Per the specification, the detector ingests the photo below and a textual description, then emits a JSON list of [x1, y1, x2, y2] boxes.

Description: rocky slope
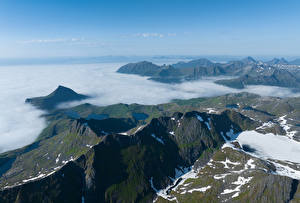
[[1, 92, 300, 202], [155, 146, 300, 203], [0, 109, 258, 203]]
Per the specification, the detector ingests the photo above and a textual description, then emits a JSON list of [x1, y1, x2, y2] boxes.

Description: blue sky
[[0, 0, 299, 58]]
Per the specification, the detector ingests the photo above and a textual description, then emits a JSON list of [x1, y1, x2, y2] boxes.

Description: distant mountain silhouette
[[25, 85, 89, 111], [266, 58, 289, 65]]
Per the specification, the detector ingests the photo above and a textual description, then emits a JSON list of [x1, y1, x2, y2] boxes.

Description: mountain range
[[0, 86, 300, 202], [117, 57, 300, 90]]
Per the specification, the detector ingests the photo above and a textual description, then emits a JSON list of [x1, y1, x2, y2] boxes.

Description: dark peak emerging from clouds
[[25, 85, 89, 111], [117, 61, 161, 76]]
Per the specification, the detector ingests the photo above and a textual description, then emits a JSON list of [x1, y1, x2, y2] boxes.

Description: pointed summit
[[25, 85, 89, 111], [242, 56, 256, 64], [50, 85, 80, 97]]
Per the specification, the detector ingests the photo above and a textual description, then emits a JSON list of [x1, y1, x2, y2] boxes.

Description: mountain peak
[[242, 56, 256, 64], [57, 85, 70, 90], [267, 57, 289, 65], [52, 85, 78, 96], [25, 85, 89, 111], [117, 61, 161, 76], [172, 58, 213, 69]]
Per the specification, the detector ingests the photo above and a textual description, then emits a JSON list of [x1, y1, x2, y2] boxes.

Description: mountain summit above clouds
[[25, 85, 89, 111]]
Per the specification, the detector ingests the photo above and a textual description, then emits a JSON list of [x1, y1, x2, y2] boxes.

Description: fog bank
[[0, 63, 299, 153]]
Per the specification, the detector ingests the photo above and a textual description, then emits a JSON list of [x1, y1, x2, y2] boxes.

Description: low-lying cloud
[[0, 62, 300, 153]]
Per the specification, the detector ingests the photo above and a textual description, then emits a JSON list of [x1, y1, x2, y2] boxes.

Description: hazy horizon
[[0, 54, 300, 67]]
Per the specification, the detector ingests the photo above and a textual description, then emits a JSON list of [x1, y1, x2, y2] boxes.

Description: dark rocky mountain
[[172, 58, 214, 69], [116, 58, 254, 83], [290, 58, 300, 65], [25, 85, 89, 111], [0, 109, 256, 203], [117, 61, 162, 76], [116, 57, 300, 90], [216, 68, 300, 89], [1, 92, 300, 202]]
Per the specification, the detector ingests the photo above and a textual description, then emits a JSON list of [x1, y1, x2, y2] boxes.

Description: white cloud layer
[[237, 131, 300, 163], [0, 62, 299, 153]]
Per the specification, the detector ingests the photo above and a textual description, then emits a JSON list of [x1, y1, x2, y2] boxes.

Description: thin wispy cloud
[[134, 33, 164, 38], [18, 38, 84, 44], [167, 33, 177, 36]]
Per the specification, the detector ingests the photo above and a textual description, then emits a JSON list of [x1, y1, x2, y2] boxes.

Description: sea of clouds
[[0, 62, 300, 153]]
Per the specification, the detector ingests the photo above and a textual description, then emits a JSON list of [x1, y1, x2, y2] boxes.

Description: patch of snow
[[182, 186, 211, 194], [62, 156, 75, 164], [278, 115, 298, 139], [22, 173, 46, 183], [221, 176, 252, 197], [55, 153, 61, 164], [151, 134, 165, 145], [226, 129, 239, 140], [214, 173, 230, 180], [221, 141, 236, 149], [271, 162, 300, 180], [169, 131, 175, 135], [171, 117, 175, 121], [205, 122, 211, 130], [245, 159, 256, 169], [206, 108, 218, 114], [256, 121, 274, 130], [183, 182, 192, 187], [196, 114, 204, 122], [177, 120, 181, 127], [150, 177, 158, 192], [134, 126, 144, 134], [218, 158, 240, 169], [155, 166, 198, 202]]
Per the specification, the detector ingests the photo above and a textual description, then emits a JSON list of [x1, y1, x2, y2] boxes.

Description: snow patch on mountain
[[278, 115, 297, 139]]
